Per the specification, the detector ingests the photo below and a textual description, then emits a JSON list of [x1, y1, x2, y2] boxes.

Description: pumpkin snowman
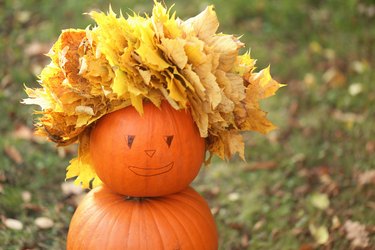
[[24, 2, 281, 249], [67, 102, 216, 249]]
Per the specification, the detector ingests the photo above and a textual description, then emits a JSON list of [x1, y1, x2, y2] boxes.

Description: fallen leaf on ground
[[253, 219, 265, 231], [21, 191, 32, 203], [4, 218, 23, 230], [358, 170, 375, 186], [331, 216, 341, 230], [348, 83, 363, 96], [323, 67, 346, 87], [343, 220, 369, 248], [24, 203, 44, 213], [1, 74, 11, 89], [4, 146, 23, 164], [365, 141, 375, 154], [210, 207, 220, 216], [299, 243, 314, 250], [310, 192, 330, 210], [309, 223, 329, 245], [241, 233, 249, 248], [228, 192, 240, 201], [12, 124, 33, 140], [333, 110, 365, 124], [34, 217, 54, 229]]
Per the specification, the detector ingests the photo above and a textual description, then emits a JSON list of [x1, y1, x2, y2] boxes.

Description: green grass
[[1, 0, 374, 249]]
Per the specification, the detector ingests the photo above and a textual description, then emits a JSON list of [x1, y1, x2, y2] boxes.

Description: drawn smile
[[128, 162, 174, 177]]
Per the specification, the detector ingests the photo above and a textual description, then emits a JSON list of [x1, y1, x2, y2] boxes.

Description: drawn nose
[[144, 150, 156, 158]]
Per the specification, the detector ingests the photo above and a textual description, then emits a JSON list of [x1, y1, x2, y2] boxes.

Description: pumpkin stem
[[124, 196, 148, 202]]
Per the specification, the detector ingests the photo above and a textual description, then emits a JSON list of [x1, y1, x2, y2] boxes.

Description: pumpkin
[[90, 101, 206, 197], [67, 185, 218, 250]]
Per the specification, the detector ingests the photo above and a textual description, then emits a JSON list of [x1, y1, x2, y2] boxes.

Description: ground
[[0, 0, 374, 249]]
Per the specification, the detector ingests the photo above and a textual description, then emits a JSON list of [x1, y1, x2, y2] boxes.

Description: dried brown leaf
[[21, 191, 32, 203], [4, 146, 23, 165], [184, 5, 219, 41], [34, 217, 54, 229], [4, 218, 23, 230], [241, 233, 249, 248], [298, 244, 314, 250], [358, 170, 375, 186], [12, 124, 35, 141], [343, 220, 370, 248]]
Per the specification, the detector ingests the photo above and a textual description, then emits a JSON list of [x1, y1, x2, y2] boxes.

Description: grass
[[1, 0, 374, 249]]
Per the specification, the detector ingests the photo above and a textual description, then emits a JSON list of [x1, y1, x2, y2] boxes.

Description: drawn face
[[126, 134, 175, 177], [90, 101, 206, 197]]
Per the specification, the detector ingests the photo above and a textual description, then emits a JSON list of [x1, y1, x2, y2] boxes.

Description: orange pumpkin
[[67, 185, 218, 250], [90, 101, 206, 197]]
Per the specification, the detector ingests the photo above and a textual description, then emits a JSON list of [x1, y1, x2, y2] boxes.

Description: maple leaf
[[66, 128, 102, 189], [183, 5, 219, 41]]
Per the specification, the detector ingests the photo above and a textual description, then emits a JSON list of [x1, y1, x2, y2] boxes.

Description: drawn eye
[[164, 135, 174, 148], [127, 135, 135, 149]]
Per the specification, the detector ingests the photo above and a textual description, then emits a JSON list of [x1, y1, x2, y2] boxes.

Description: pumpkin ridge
[[105, 201, 128, 249], [160, 196, 204, 248], [103, 194, 129, 250], [98, 204, 119, 249], [148, 197, 189, 249], [144, 199, 165, 249], [73, 195, 110, 249], [136, 201, 145, 250], [73, 203, 104, 249], [86, 193, 125, 249], [125, 197, 136, 250], [84, 188, 131, 249], [118, 194, 134, 249], [164, 190, 217, 249], [162, 197, 207, 249], [72, 195, 101, 249]]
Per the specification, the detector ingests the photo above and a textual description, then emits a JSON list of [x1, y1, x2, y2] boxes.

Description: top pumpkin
[[24, 2, 282, 189], [90, 101, 205, 196]]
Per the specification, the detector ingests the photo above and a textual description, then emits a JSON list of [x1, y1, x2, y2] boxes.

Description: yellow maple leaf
[[184, 5, 219, 41], [160, 38, 188, 69], [66, 129, 102, 188]]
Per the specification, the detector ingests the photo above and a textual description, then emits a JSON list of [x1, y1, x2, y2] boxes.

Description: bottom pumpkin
[[67, 186, 218, 250]]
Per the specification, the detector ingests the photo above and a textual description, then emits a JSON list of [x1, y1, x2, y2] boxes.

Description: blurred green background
[[1, 0, 374, 249]]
